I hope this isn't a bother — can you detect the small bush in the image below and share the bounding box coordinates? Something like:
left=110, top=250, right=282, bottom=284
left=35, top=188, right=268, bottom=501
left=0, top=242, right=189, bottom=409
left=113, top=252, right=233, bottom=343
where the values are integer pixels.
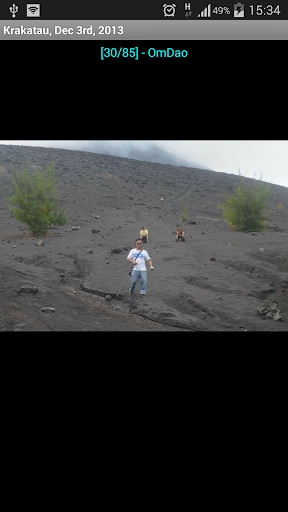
left=181, top=206, right=188, bottom=222
left=7, top=159, right=66, bottom=235
left=274, top=203, right=284, bottom=210
left=218, top=180, right=272, bottom=232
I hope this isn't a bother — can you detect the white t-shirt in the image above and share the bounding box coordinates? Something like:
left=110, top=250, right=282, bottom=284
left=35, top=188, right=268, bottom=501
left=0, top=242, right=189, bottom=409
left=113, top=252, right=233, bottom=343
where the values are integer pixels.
left=127, top=248, right=150, bottom=271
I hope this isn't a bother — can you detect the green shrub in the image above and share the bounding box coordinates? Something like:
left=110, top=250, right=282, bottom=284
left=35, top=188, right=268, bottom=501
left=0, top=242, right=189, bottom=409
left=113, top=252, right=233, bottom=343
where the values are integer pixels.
left=181, top=206, right=188, bottom=222
left=218, top=180, right=272, bottom=232
left=7, top=159, right=66, bottom=235
left=274, top=203, right=284, bottom=210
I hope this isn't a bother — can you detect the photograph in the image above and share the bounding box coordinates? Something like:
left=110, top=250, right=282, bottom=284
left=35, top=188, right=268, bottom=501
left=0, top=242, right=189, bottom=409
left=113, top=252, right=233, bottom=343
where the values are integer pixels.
left=1, top=140, right=287, bottom=331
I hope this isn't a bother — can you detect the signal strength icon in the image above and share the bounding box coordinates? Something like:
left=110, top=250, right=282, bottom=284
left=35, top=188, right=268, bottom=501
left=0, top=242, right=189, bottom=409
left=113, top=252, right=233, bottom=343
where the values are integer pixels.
left=27, top=4, right=40, bottom=17
left=197, top=3, right=211, bottom=17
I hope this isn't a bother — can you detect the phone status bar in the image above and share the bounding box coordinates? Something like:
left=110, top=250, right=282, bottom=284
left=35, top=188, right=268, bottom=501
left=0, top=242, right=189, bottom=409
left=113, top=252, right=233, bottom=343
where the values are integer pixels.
left=1, top=2, right=288, bottom=20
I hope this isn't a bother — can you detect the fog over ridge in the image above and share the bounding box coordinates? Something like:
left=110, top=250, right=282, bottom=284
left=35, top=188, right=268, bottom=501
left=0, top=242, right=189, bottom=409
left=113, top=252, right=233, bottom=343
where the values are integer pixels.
left=0, top=140, right=212, bottom=171
left=2, top=140, right=286, bottom=188
left=59, top=141, right=212, bottom=170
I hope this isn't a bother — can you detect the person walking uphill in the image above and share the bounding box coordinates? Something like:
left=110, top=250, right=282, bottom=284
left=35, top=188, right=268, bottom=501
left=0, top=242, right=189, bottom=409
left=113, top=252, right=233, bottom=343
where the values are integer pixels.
left=127, top=239, right=154, bottom=298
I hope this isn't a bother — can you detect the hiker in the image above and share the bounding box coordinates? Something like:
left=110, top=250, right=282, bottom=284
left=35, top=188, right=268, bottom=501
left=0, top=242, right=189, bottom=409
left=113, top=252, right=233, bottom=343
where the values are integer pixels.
left=140, top=226, right=149, bottom=243
left=174, top=225, right=185, bottom=241
left=127, top=239, right=154, bottom=298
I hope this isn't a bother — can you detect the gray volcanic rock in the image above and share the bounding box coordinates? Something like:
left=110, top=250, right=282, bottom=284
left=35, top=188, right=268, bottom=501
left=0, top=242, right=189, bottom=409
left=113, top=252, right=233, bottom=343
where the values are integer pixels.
left=0, top=143, right=288, bottom=331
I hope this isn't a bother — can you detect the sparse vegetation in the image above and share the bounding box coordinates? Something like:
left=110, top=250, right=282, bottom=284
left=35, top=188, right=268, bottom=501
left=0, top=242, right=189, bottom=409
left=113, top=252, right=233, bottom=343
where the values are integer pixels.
left=7, top=159, right=66, bottom=235
left=181, top=205, right=188, bottom=221
left=218, top=179, right=272, bottom=232
left=274, top=203, right=284, bottom=210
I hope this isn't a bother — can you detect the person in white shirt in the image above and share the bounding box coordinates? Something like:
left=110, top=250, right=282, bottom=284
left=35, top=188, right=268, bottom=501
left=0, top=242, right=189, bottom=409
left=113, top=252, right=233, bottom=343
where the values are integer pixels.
left=127, top=239, right=154, bottom=298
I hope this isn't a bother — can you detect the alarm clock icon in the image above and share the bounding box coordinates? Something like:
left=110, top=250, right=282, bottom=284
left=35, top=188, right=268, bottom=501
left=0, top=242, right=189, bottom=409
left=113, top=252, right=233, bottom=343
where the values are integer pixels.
left=163, top=4, right=176, bottom=17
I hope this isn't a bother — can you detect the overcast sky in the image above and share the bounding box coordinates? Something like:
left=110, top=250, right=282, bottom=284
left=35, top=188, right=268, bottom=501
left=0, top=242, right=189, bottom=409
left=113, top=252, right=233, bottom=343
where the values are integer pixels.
left=1, top=140, right=287, bottom=189
left=156, top=140, right=288, bottom=188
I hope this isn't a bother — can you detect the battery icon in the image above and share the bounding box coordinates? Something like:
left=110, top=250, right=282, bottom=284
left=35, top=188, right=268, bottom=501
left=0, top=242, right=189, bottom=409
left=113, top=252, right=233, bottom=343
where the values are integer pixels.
left=234, top=2, right=245, bottom=17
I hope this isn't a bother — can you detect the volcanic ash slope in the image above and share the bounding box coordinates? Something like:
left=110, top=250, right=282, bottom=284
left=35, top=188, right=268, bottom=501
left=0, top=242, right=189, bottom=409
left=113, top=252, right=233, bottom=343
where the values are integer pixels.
left=0, top=144, right=288, bottom=331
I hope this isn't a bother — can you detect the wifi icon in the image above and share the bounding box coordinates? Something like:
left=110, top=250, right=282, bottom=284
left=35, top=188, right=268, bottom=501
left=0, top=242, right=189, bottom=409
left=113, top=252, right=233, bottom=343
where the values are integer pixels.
left=27, top=4, right=40, bottom=17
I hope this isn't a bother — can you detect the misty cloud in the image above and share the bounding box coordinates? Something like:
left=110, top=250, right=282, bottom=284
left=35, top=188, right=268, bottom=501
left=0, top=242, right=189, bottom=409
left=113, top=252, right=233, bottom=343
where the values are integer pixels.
left=51, top=140, right=211, bottom=170
left=0, top=140, right=211, bottom=171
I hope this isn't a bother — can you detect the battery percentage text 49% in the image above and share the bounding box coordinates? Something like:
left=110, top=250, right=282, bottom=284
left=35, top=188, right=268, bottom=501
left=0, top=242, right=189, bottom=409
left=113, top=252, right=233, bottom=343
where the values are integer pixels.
left=212, top=6, right=230, bottom=15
